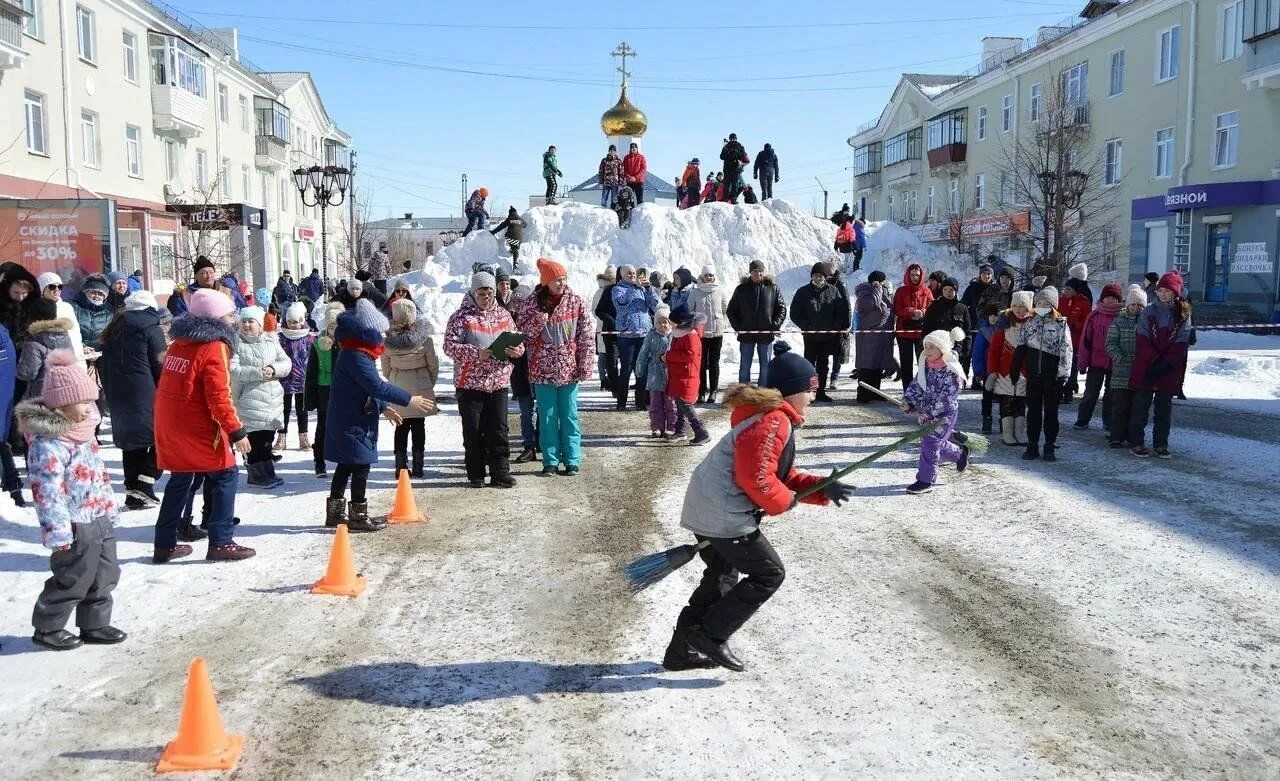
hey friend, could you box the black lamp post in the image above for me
[292,164,350,282]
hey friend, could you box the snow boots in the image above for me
[411,449,425,479]
[246,461,283,489]
[1013,416,1027,446]
[325,497,346,528]
[152,544,194,564]
[272,432,287,452]
[1043,444,1057,462]
[345,500,385,533]
[206,542,257,561]
[662,629,717,672]
[298,432,311,451]
[1001,416,1017,446]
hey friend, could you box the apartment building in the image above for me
[0,0,351,297]
[848,0,1280,317]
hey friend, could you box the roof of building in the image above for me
[259,71,351,144]
[902,73,970,97]
[568,171,678,195]
[365,216,468,232]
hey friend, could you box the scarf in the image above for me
[1097,298,1123,317]
[338,338,385,361]
[59,405,100,446]
[280,327,311,340]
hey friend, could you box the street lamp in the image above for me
[293,164,349,283]
[1062,169,1088,209]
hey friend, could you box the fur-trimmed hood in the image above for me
[384,318,433,350]
[737,274,777,286]
[15,399,70,437]
[723,383,783,411]
[28,317,74,336]
[170,314,240,349]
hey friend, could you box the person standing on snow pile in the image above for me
[153,288,256,563]
[326,300,435,531]
[753,143,779,200]
[834,216,858,272]
[922,277,971,380]
[741,185,760,204]
[462,188,490,237]
[790,262,849,404]
[598,145,624,208]
[719,133,749,202]
[1010,286,1072,462]
[1073,282,1124,433]
[986,292,1033,446]
[542,145,564,205]
[613,184,637,228]
[636,305,676,439]
[727,260,787,387]
[21,350,125,652]
[853,216,867,269]
[664,305,710,445]
[830,203,852,226]
[490,207,526,273]
[517,258,595,477]
[901,328,971,495]
[661,343,856,673]
[893,263,934,393]
[682,159,703,207]
[611,265,659,411]
[230,306,291,490]
[1058,266,1092,403]
[687,265,729,405]
[305,302,345,478]
[368,244,392,294]
[444,272,521,489]
[1104,285,1146,450]
[381,301,439,479]
[275,302,315,453]
[1127,271,1192,459]
[854,270,897,404]
[99,291,166,511]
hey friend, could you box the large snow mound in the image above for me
[392,201,962,335]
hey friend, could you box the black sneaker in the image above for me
[514,448,538,464]
[559,465,580,476]
[689,432,712,446]
[468,479,485,489]
[489,475,517,488]
[124,494,150,512]
[1130,446,1151,458]
[906,481,933,494]
[1154,447,1172,459]
[32,629,82,651]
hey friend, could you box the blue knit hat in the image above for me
[106,271,126,284]
[765,342,819,397]
[335,298,388,344]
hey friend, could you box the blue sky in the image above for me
[179,0,1081,219]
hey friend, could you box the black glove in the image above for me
[821,478,856,507]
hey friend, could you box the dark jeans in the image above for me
[280,392,307,433]
[600,334,619,392]
[246,430,275,465]
[699,335,723,397]
[393,418,425,471]
[1075,368,1110,428]
[1025,376,1062,448]
[0,441,21,491]
[462,210,485,236]
[1109,388,1134,445]
[458,387,511,481]
[32,515,119,632]
[330,463,370,502]
[630,181,645,203]
[1129,389,1173,449]
[896,336,923,391]
[121,447,158,491]
[675,530,785,643]
[616,336,644,407]
[312,386,329,470]
[980,388,994,419]
[802,337,839,390]
[738,340,773,385]
[156,467,238,548]
[760,176,774,199]
[544,175,557,202]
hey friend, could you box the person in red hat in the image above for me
[1127,270,1192,458]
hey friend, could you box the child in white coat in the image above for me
[231,306,291,488]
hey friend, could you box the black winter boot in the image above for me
[263,460,285,489]
[411,449,424,479]
[325,497,346,528]
[981,416,993,434]
[346,501,384,533]
[662,629,717,671]
[686,626,745,672]
[245,462,272,487]
[178,518,208,542]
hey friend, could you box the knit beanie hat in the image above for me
[30,298,58,323]
[285,301,307,323]
[471,271,496,291]
[1031,274,1048,288]
[700,264,716,278]
[347,278,365,295]
[193,257,215,274]
[918,327,968,387]
[41,349,98,408]
[1068,263,1088,281]
[1144,272,1160,285]
[654,304,672,322]
[239,305,265,326]
[810,262,828,278]
[495,269,510,284]
[125,290,159,312]
[670,305,695,327]
[1011,291,1034,310]
[537,257,568,285]
[81,275,109,295]
[868,270,887,284]
[391,298,417,326]
[1158,270,1184,297]
[37,272,62,290]
[1035,286,1060,310]
[188,288,236,319]
[1100,282,1124,302]
[748,260,765,273]
[943,277,960,292]
[255,287,270,307]
[765,341,819,397]
[998,267,1015,281]
[1126,284,1148,307]
[107,271,126,284]
[351,298,389,333]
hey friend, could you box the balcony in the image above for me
[152,84,206,137]
[0,0,29,69]
[926,110,967,171]
[927,144,967,169]
[882,129,923,184]
[255,135,288,171]
[883,159,922,184]
[149,34,207,138]
[855,171,881,189]
[254,96,291,170]
[1243,29,1280,89]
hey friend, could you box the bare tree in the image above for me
[943,177,981,259]
[336,189,375,279]
[993,66,1121,282]
[165,170,237,282]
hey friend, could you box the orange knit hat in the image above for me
[537,257,568,285]
[478,187,489,198]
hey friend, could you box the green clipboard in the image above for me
[488,331,526,361]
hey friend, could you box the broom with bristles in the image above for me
[856,381,990,456]
[623,420,943,593]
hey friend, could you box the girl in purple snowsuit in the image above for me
[901,327,970,494]
[276,302,315,451]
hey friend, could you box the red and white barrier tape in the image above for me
[598,323,1280,336]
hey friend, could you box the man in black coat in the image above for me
[790,263,850,402]
[593,267,621,393]
[727,260,786,385]
[720,133,749,202]
[490,207,525,272]
[922,277,972,372]
[961,264,996,329]
[753,143,779,199]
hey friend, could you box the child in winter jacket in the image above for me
[1057,281,1092,402]
[901,328,970,494]
[986,292,1033,446]
[305,302,343,477]
[231,306,291,489]
[614,184,637,228]
[635,305,676,437]
[664,344,855,673]
[1127,271,1192,458]
[276,301,315,453]
[382,298,439,478]
[665,306,709,444]
[18,299,74,401]
[21,349,123,651]
[1104,285,1146,449]
[972,304,1000,434]
[1010,286,1073,462]
[1073,282,1123,432]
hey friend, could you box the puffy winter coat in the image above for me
[100,308,165,451]
[324,313,412,466]
[753,145,779,179]
[854,282,896,371]
[17,400,117,549]
[277,329,314,395]
[465,189,488,217]
[893,263,934,339]
[231,331,291,432]
[971,320,995,378]
[1011,312,1073,381]
[542,151,563,178]
[720,140,749,175]
[70,289,113,351]
[985,312,1030,397]
[667,269,695,312]
[517,286,595,387]
[664,322,704,403]
[790,281,849,344]
[835,221,855,250]
[904,364,963,422]
[687,282,729,338]
[623,151,647,184]
[1078,300,1122,372]
[598,155,623,187]
[1130,300,1192,394]
[381,319,439,417]
[1058,292,1091,354]
[0,263,39,347]
[155,316,246,473]
[681,163,701,189]
[273,278,300,309]
[727,275,786,344]
[979,279,1015,314]
[922,296,971,365]
[0,325,15,442]
[635,328,672,392]
[301,272,325,302]
[612,281,658,337]
[1105,309,1140,390]
[18,319,74,401]
[490,211,524,242]
[444,294,519,393]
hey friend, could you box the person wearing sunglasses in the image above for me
[36,273,85,368]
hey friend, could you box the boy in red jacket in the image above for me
[664,343,856,673]
[623,142,648,203]
[664,305,709,445]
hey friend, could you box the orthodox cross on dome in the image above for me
[611,41,636,87]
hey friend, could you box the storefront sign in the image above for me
[294,226,316,243]
[0,199,115,285]
[908,211,1031,243]
[1163,181,1280,210]
[1231,242,1272,274]
[169,203,268,231]
[909,221,949,242]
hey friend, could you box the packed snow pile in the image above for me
[392,201,959,334]
[1191,354,1280,394]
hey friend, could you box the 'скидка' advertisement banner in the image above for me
[0,199,115,294]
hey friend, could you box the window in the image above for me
[279,177,289,213]
[1154,128,1174,178]
[125,125,142,177]
[1001,94,1013,132]
[239,95,250,133]
[260,173,270,207]
[1243,0,1280,39]
[217,84,229,124]
[974,174,985,209]
[925,110,966,150]
[1221,0,1245,60]
[75,5,95,63]
[24,91,46,155]
[241,165,250,202]
[882,129,922,166]
[80,110,100,168]
[926,186,935,219]
[195,148,207,188]
[122,30,138,83]
[907,190,917,222]
[1104,138,1123,185]
[1158,26,1180,81]
[977,106,987,140]
[1029,83,1042,122]
[220,157,231,198]
[1109,50,1125,96]
[948,179,959,212]
[1213,111,1239,168]
[1062,61,1088,106]
[149,34,207,97]
[21,0,42,39]
[887,194,895,221]
[853,143,881,175]
[1000,173,1014,205]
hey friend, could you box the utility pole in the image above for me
[347,149,357,284]
[461,173,468,217]
[815,176,829,219]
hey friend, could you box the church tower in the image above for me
[600,42,647,153]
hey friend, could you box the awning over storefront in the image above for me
[167,203,268,232]
[1131,180,1280,219]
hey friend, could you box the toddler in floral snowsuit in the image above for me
[902,327,970,495]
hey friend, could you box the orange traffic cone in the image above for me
[312,523,367,597]
[156,657,244,773]
[386,468,426,524]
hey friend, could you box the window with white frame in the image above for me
[75,5,95,63]
[1104,138,1123,185]
[1213,110,1238,167]
[279,177,289,213]
[220,157,230,198]
[948,179,959,212]
[217,84,229,124]
[1000,172,1014,205]
[974,174,985,209]
[1221,0,1245,61]
[125,125,142,177]
[1158,26,1180,81]
[239,94,250,133]
[122,30,138,83]
[80,110,100,168]
[24,90,46,155]
[21,0,42,39]
[1109,50,1124,95]
[977,106,987,140]
[1242,0,1280,38]
[260,173,270,207]
[1154,127,1174,178]
[926,186,935,219]
[195,148,207,188]
[1001,94,1013,131]
[164,139,178,181]
[907,190,917,222]
[1062,61,1088,105]
[1029,83,1042,122]
[241,166,250,202]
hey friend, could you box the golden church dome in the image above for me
[601,85,648,137]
